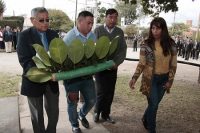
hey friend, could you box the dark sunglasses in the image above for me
[38,19,50,23]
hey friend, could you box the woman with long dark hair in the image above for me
[129,17,177,133]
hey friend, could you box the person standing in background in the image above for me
[93,8,127,124]
[17,7,59,133]
[129,17,177,133]
[196,41,200,60]
[184,38,193,60]
[15,27,21,48]
[3,26,13,53]
[133,37,138,52]
[12,28,17,51]
[0,27,4,52]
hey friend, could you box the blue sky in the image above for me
[3,0,200,27]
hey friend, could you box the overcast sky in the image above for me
[159,0,200,26]
[3,0,200,27]
[3,0,115,20]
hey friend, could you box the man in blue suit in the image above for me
[17,7,59,133]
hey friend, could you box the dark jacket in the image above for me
[196,42,200,51]
[17,27,59,97]
[3,30,13,42]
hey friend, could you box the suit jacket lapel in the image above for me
[30,27,43,47]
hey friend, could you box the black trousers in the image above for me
[94,69,117,117]
[0,41,4,49]
[27,85,59,133]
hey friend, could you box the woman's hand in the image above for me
[129,78,136,90]
[163,81,171,93]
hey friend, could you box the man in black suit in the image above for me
[17,7,59,133]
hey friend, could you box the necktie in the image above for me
[41,33,48,51]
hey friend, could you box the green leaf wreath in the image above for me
[26,36,119,83]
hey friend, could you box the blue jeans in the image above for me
[64,77,96,128]
[144,73,168,133]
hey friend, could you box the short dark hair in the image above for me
[31,7,48,17]
[106,8,118,16]
[78,10,94,18]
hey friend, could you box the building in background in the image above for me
[186,20,192,27]
[23,16,32,30]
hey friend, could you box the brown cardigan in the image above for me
[132,41,177,96]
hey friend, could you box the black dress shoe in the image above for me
[93,113,100,122]
[78,116,89,128]
[142,117,148,130]
[102,116,115,124]
[72,127,82,133]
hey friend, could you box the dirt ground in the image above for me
[0,52,200,133]
[104,61,200,133]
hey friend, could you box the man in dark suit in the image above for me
[17,7,59,133]
[3,25,13,53]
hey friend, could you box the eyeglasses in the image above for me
[37,19,50,23]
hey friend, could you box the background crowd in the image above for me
[128,34,200,61]
[174,36,200,60]
[0,25,21,53]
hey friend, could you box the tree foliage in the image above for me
[97,6,107,24]
[48,9,73,32]
[124,24,137,37]
[115,1,137,25]
[121,0,178,16]
[169,23,190,36]
[0,0,5,15]
[0,16,24,29]
[140,27,149,38]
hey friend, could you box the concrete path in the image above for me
[0,97,20,133]
[19,84,109,133]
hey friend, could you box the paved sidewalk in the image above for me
[19,84,109,133]
[0,96,20,133]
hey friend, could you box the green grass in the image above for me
[115,75,145,102]
[0,73,21,97]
